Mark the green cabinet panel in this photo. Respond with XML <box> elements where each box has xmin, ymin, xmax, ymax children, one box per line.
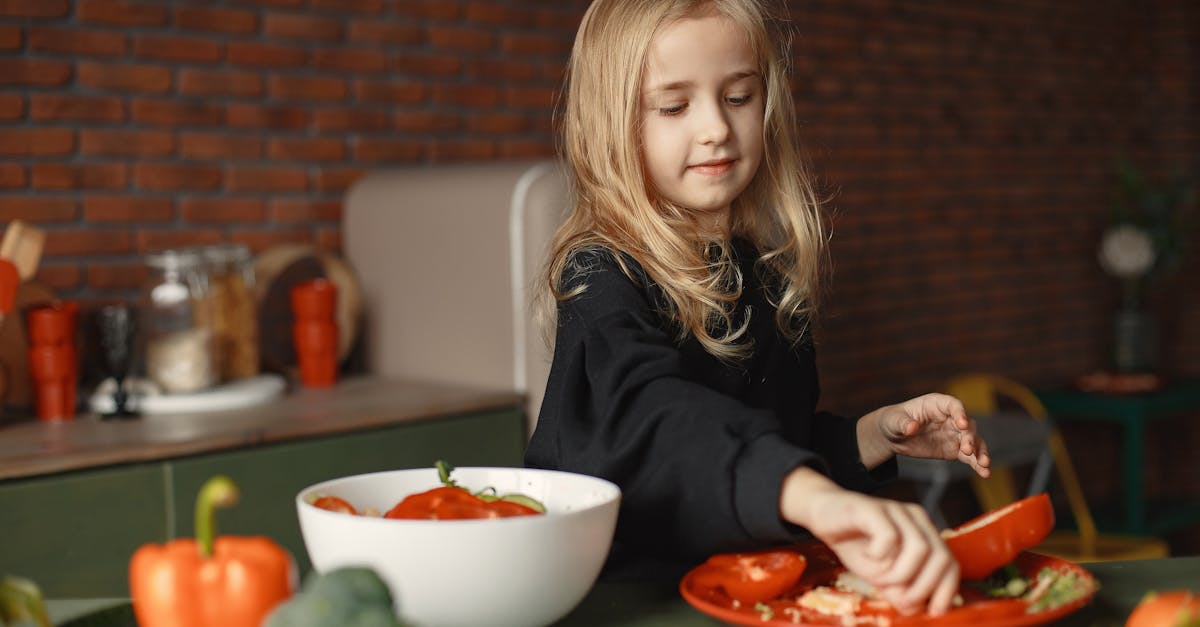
<box><xmin>0</xmin><ymin>464</ymin><xmax>167</xmax><ymax>597</ymax></box>
<box><xmin>168</xmin><ymin>408</ymin><xmax>526</xmax><ymax>577</ymax></box>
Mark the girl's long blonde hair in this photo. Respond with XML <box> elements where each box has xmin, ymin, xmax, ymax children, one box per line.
<box><xmin>544</xmin><ymin>0</ymin><xmax>825</xmax><ymax>360</ymax></box>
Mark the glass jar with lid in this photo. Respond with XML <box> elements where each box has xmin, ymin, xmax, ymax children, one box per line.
<box><xmin>200</xmin><ymin>243</ymin><xmax>259</xmax><ymax>381</ymax></box>
<box><xmin>140</xmin><ymin>249</ymin><xmax>216</xmax><ymax>393</ymax></box>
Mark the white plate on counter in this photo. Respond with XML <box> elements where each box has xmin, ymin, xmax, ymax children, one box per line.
<box><xmin>88</xmin><ymin>374</ymin><xmax>287</xmax><ymax>416</ymax></box>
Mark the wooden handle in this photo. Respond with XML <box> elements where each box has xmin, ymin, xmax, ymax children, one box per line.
<box><xmin>0</xmin><ymin>220</ymin><xmax>46</xmax><ymax>281</ymax></box>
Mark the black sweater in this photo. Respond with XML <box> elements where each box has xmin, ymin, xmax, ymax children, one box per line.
<box><xmin>525</xmin><ymin>241</ymin><xmax>896</xmax><ymax>580</ymax></box>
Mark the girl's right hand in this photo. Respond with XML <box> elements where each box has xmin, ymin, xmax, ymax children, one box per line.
<box><xmin>779</xmin><ymin>466</ymin><xmax>959</xmax><ymax>616</ymax></box>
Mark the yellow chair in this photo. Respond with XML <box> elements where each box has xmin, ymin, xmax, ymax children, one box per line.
<box><xmin>945</xmin><ymin>373</ymin><xmax>1168</xmax><ymax>563</ymax></box>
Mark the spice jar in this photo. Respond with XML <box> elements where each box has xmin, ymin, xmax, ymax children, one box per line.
<box><xmin>140</xmin><ymin>249</ymin><xmax>216</xmax><ymax>394</ymax></box>
<box><xmin>201</xmin><ymin>244</ymin><xmax>259</xmax><ymax>382</ymax></box>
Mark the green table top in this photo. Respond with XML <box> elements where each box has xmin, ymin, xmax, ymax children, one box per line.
<box><xmin>48</xmin><ymin>556</ymin><xmax>1200</xmax><ymax>626</ymax></box>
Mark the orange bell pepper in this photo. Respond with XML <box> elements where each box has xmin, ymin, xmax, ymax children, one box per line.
<box><xmin>129</xmin><ymin>476</ymin><xmax>294</xmax><ymax>627</ymax></box>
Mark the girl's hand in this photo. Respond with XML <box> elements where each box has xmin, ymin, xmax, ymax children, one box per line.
<box><xmin>860</xmin><ymin>393</ymin><xmax>991</xmax><ymax>478</ymax></box>
<box><xmin>780</xmin><ymin>467</ymin><xmax>960</xmax><ymax>616</ymax></box>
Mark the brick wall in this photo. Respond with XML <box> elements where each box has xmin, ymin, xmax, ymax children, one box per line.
<box><xmin>1</xmin><ymin>0</ymin><xmax>1196</xmax><ymax>410</ymax></box>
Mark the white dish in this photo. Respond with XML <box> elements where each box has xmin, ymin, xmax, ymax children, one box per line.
<box><xmin>88</xmin><ymin>374</ymin><xmax>287</xmax><ymax>415</ymax></box>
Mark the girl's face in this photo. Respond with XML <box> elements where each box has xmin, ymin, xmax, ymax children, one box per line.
<box><xmin>640</xmin><ymin>11</ymin><xmax>764</xmax><ymax>230</ymax></box>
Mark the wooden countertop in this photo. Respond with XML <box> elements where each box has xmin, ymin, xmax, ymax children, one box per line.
<box><xmin>0</xmin><ymin>377</ymin><xmax>524</xmax><ymax>482</ymax></box>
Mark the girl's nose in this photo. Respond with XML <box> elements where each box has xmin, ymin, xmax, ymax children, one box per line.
<box><xmin>696</xmin><ymin>102</ymin><xmax>731</xmax><ymax>145</ymax></box>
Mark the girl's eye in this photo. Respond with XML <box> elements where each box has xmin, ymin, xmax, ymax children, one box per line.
<box><xmin>658</xmin><ymin>103</ymin><xmax>687</xmax><ymax>116</ymax></box>
<box><xmin>726</xmin><ymin>94</ymin><xmax>752</xmax><ymax>106</ymax></box>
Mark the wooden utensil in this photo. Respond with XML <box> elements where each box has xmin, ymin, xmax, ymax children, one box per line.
<box><xmin>0</xmin><ymin>220</ymin><xmax>46</xmax><ymax>281</ymax></box>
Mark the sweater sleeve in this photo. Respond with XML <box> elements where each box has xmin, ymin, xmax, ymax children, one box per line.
<box><xmin>527</xmin><ymin>250</ymin><xmax>838</xmax><ymax>564</ymax></box>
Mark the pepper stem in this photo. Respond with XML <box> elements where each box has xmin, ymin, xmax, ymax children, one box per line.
<box><xmin>195</xmin><ymin>475</ymin><xmax>239</xmax><ymax>558</ymax></box>
<box><xmin>435</xmin><ymin>460</ymin><xmax>458</xmax><ymax>487</ymax></box>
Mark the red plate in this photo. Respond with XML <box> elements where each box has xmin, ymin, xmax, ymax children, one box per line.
<box><xmin>680</xmin><ymin>542</ymin><xmax>1096</xmax><ymax>627</ymax></box>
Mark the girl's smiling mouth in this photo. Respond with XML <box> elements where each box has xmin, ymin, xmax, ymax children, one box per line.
<box><xmin>689</xmin><ymin>158</ymin><xmax>736</xmax><ymax>176</ymax></box>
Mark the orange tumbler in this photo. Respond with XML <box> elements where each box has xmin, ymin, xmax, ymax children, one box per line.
<box><xmin>26</xmin><ymin>301</ymin><xmax>79</xmax><ymax>420</ymax></box>
<box><xmin>290</xmin><ymin>279</ymin><xmax>338</xmax><ymax>388</ymax></box>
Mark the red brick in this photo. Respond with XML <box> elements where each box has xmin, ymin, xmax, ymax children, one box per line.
<box><xmin>241</xmin><ymin>0</ymin><xmax>304</xmax><ymax>8</ymax></box>
<box><xmin>427</xmin><ymin>26</ymin><xmax>493</xmax><ymax>52</ymax></box>
<box><xmin>392</xmin><ymin>53</ymin><xmax>461</xmax><ymax>77</ymax></box>
<box><xmin>0</xmin><ymin>128</ymin><xmax>74</xmax><ymax>156</ymax></box>
<box><xmin>86</xmin><ymin>262</ymin><xmax>144</xmax><ymax>290</ymax></box>
<box><xmin>466</xmin><ymin>59</ymin><xmax>538</xmax><ymax>82</ymax></box>
<box><xmin>264</xmin><ymin>13</ymin><xmax>342</xmax><ymax>42</ymax></box>
<box><xmin>468</xmin><ymin>113</ymin><xmax>530</xmax><ymax>134</ymax></box>
<box><xmin>137</xmin><ymin>230</ymin><xmax>224</xmax><ymax>253</ymax></box>
<box><xmin>226</xmin><ymin>166</ymin><xmax>307</xmax><ymax>192</ymax></box>
<box><xmin>312</xmin><ymin>0</ymin><xmax>382</xmax><ymax>13</ymax></box>
<box><xmin>348</xmin><ymin>21</ymin><xmax>420</xmax><ymax>45</ymax></box>
<box><xmin>131</xmin><ymin>99</ymin><xmax>223</xmax><ymax>127</ymax></box>
<box><xmin>37</xmin><ymin>264</ymin><xmax>84</xmax><ymax>291</ymax></box>
<box><xmin>393</xmin><ymin>0</ymin><xmax>462</xmax><ymax>20</ymax></box>
<box><xmin>31</xmin><ymin>94</ymin><xmax>124</xmax><ymax>123</ymax></box>
<box><xmin>504</xmin><ymin>86</ymin><xmax>556</xmax><ymax>109</ymax></box>
<box><xmin>312</xmin><ymin>107</ymin><xmax>390</xmax><ymax>132</ymax></box>
<box><xmin>77</xmin><ymin>0</ymin><xmax>167</xmax><ymax>26</ymax></box>
<box><xmin>31</xmin><ymin>163</ymin><xmax>128</xmax><ymax>190</ymax></box>
<box><xmin>501</xmin><ymin>139</ymin><xmax>555</xmax><ymax>159</ymax></box>
<box><xmin>392</xmin><ymin>110</ymin><xmax>459</xmax><ymax>132</ymax></box>
<box><xmin>179</xmin><ymin>69</ymin><xmax>263</xmax><ymax>98</ymax></box>
<box><xmin>180</xmin><ymin>198</ymin><xmax>267</xmax><ymax>222</ymax></box>
<box><xmin>464</xmin><ymin>3</ymin><xmax>532</xmax><ymax>26</ymax></box>
<box><xmin>0</xmin><ymin>197</ymin><xmax>77</xmax><ymax>222</ymax></box>
<box><xmin>500</xmin><ymin>32</ymin><xmax>570</xmax><ymax>56</ymax></box>
<box><xmin>0</xmin><ymin>93</ymin><xmax>22</xmax><ymax>120</ymax></box>
<box><xmin>433</xmin><ymin>84</ymin><xmax>500</xmax><ymax>108</ymax></box>
<box><xmin>269</xmin><ymin>75</ymin><xmax>346</xmax><ymax>102</ymax></box>
<box><xmin>353</xmin><ymin>80</ymin><xmax>425</xmax><ymax>104</ymax></box>
<box><xmin>269</xmin><ymin>199</ymin><xmax>342</xmax><ymax>223</ymax></box>
<box><xmin>227</xmin><ymin>41</ymin><xmax>307</xmax><ymax>68</ymax></box>
<box><xmin>0</xmin><ymin>0</ymin><xmax>68</xmax><ymax>17</ymax></box>
<box><xmin>231</xmin><ymin>230</ymin><xmax>311</xmax><ymax>253</ymax></box>
<box><xmin>226</xmin><ymin>104</ymin><xmax>307</xmax><ymax>130</ymax></box>
<box><xmin>79</xmin><ymin>61</ymin><xmax>171</xmax><ymax>94</ymax></box>
<box><xmin>314</xmin><ymin>227</ymin><xmax>341</xmax><ymax>253</ymax></box>
<box><xmin>135</xmin><ymin>163</ymin><xmax>223</xmax><ymax>191</ymax></box>
<box><xmin>0</xmin><ymin>25</ymin><xmax>20</xmax><ymax>49</ymax></box>
<box><xmin>429</xmin><ymin>139</ymin><xmax>497</xmax><ymax>161</ymax></box>
<box><xmin>175</xmin><ymin>6</ymin><xmax>258</xmax><ymax>35</ymax></box>
<box><xmin>134</xmin><ymin>34</ymin><xmax>222</xmax><ymax>64</ymax></box>
<box><xmin>534</xmin><ymin>9</ymin><xmax>584</xmax><ymax>31</ymax></box>
<box><xmin>268</xmin><ymin>137</ymin><xmax>345</xmax><ymax>162</ymax></box>
<box><xmin>28</xmin><ymin>26</ymin><xmax>126</xmax><ymax>55</ymax></box>
<box><xmin>48</xmin><ymin>228</ymin><xmax>137</xmax><ymax>254</ymax></box>
<box><xmin>0</xmin><ymin>58</ymin><xmax>71</xmax><ymax>87</ymax></box>
<box><xmin>354</xmin><ymin>138</ymin><xmax>422</xmax><ymax>162</ymax></box>
<box><xmin>313</xmin><ymin>167</ymin><xmax>368</xmax><ymax>192</ymax></box>
<box><xmin>312</xmin><ymin>48</ymin><xmax>388</xmax><ymax>73</ymax></box>
<box><xmin>81</xmin><ymin>129</ymin><xmax>173</xmax><ymax>157</ymax></box>
<box><xmin>0</xmin><ymin>163</ymin><xmax>24</xmax><ymax>188</ymax></box>
<box><xmin>84</xmin><ymin>195</ymin><xmax>174</xmax><ymax>222</ymax></box>
<box><xmin>179</xmin><ymin>132</ymin><xmax>263</xmax><ymax>160</ymax></box>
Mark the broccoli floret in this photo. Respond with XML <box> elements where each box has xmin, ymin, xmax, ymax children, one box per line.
<box><xmin>264</xmin><ymin>567</ymin><xmax>408</xmax><ymax>627</ymax></box>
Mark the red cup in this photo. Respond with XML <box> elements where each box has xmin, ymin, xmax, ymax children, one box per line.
<box><xmin>291</xmin><ymin>280</ymin><xmax>338</xmax><ymax>388</ymax></box>
<box><xmin>26</xmin><ymin>302</ymin><xmax>79</xmax><ymax>420</ymax></box>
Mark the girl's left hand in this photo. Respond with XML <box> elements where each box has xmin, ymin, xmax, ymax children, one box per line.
<box><xmin>876</xmin><ymin>393</ymin><xmax>991</xmax><ymax>478</ymax></box>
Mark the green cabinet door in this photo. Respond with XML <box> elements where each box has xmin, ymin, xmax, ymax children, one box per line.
<box><xmin>0</xmin><ymin>463</ymin><xmax>167</xmax><ymax>597</ymax></box>
<box><xmin>168</xmin><ymin>408</ymin><xmax>526</xmax><ymax>577</ymax></box>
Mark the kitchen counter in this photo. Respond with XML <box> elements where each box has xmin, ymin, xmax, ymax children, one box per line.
<box><xmin>0</xmin><ymin>377</ymin><xmax>528</xmax><ymax>597</ymax></box>
<box><xmin>0</xmin><ymin>376</ymin><xmax>524</xmax><ymax>481</ymax></box>
<box><xmin>45</xmin><ymin>556</ymin><xmax>1200</xmax><ymax>626</ymax></box>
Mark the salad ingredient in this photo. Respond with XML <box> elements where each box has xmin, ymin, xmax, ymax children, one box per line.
<box><xmin>310</xmin><ymin>495</ymin><xmax>358</xmax><ymax>515</ymax></box>
<box><xmin>1024</xmin><ymin>566</ymin><xmax>1096</xmax><ymax>613</ymax></box>
<box><xmin>264</xmin><ymin>566</ymin><xmax>407</xmax><ymax>627</ymax></box>
<box><xmin>942</xmin><ymin>493</ymin><xmax>1055</xmax><ymax>580</ymax></box>
<box><xmin>0</xmin><ymin>575</ymin><xmax>50</xmax><ymax>627</ymax></box>
<box><xmin>690</xmin><ymin>549</ymin><xmax>807</xmax><ymax>604</ymax></box>
<box><xmin>384</xmin><ymin>461</ymin><xmax>545</xmax><ymax>520</ymax></box>
<box><xmin>129</xmin><ymin>476</ymin><xmax>294</xmax><ymax>627</ymax></box>
<box><xmin>1126</xmin><ymin>590</ymin><xmax>1200</xmax><ymax>627</ymax></box>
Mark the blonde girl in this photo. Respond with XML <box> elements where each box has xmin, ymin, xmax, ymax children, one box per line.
<box><xmin>526</xmin><ymin>0</ymin><xmax>990</xmax><ymax>616</ymax></box>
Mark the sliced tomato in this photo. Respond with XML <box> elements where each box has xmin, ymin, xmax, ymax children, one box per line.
<box><xmin>942</xmin><ymin>493</ymin><xmax>1055</xmax><ymax>580</ymax></box>
<box><xmin>1126</xmin><ymin>590</ymin><xmax>1200</xmax><ymax>627</ymax></box>
<box><xmin>311</xmin><ymin>495</ymin><xmax>358</xmax><ymax>515</ymax></box>
<box><xmin>690</xmin><ymin>549</ymin><xmax>807</xmax><ymax>604</ymax></box>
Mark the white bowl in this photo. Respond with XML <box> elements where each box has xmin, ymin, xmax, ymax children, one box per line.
<box><xmin>296</xmin><ymin>467</ymin><xmax>621</xmax><ymax>627</ymax></box>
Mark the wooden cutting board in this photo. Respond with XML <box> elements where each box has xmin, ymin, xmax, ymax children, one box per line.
<box><xmin>255</xmin><ymin>244</ymin><xmax>363</xmax><ymax>375</ymax></box>
<box><xmin>0</xmin><ymin>281</ymin><xmax>57</xmax><ymax>411</ymax></box>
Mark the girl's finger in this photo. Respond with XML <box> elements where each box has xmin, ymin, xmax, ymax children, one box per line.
<box><xmin>873</xmin><ymin>503</ymin><xmax>929</xmax><ymax>587</ymax></box>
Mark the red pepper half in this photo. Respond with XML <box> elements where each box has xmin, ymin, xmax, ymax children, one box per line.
<box><xmin>942</xmin><ymin>493</ymin><xmax>1055</xmax><ymax>580</ymax></box>
<box><xmin>310</xmin><ymin>495</ymin><xmax>358</xmax><ymax>515</ymax></box>
<box><xmin>383</xmin><ymin>461</ymin><xmax>544</xmax><ymax>520</ymax></box>
<box><xmin>690</xmin><ymin>549</ymin><xmax>808</xmax><ymax>604</ymax></box>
